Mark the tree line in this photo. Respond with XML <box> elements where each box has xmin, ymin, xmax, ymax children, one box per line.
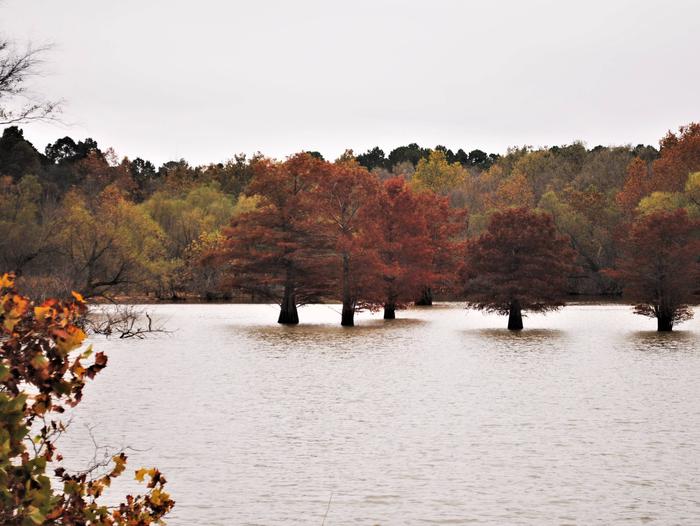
<box><xmin>0</xmin><ymin>124</ymin><xmax>698</xmax><ymax>331</ymax></box>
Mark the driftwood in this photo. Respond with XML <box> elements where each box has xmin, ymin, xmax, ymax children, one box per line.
<box><xmin>84</xmin><ymin>305</ymin><xmax>169</xmax><ymax>339</ymax></box>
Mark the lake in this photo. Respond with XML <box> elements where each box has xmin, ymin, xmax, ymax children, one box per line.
<box><xmin>60</xmin><ymin>303</ymin><xmax>700</xmax><ymax>525</ymax></box>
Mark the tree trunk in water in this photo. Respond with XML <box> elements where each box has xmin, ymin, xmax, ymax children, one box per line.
<box><xmin>277</xmin><ymin>282</ymin><xmax>299</xmax><ymax>324</ymax></box>
<box><xmin>341</xmin><ymin>303</ymin><xmax>355</xmax><ymax>326</ymax></box>
<box><xmin>415</xmin><ymin>286</ymin><xmax>433</xmax><ymax>306</ymax></box>
<box><xmin>384</xmin><ymin>302</ymin><xmax>396</xmax><ymax>320</ymax></box>
<box><xmin>657</xmin><ymin>309</ymin><xmax>673</xmax><ymax>332</ymax></box>
<box><xmin>507</xmin><ymin>300</ymin><xmax>523</xmax><ymax>331</ymax></box>
<box><xmin>341</xmin><ymin>253</ymin><xmax>354</xmax><ymax>327</ymax></box>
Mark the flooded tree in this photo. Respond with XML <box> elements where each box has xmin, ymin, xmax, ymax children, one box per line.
<box><xmin>220</xmin><ymin>153</ymin><xmax>331</xmax><ymax>324</ymax></box>
<box><xmin>610</xmin><ymin>209</ymin><xmax>700</xmax><ymax>331</ymax></box>
<box><xmin>412</xmin><ymin>189</ymin><xmax>468</xmax><ymax>307</ymax></box>
<box><xmin>463</xmin><ymin>207</ymin><xmax>576</xmax><ymax>330</ymax></box>
<box><xmin>314</xmin><ymin>156</ymin><xmax>385</xmax><ymax>326</ymax></box>
<box><xmin>378</xmin><ymin>177</ymin><xmax>433</xmax><ymax>319</ymax></box>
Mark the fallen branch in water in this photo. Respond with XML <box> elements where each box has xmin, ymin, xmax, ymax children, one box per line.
<box><xmin>84</xmin><ymin>305</ymin><xmax>170</xmax><ymax>339</ymax></box>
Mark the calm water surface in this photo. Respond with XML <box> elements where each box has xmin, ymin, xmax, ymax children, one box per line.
<box><xmin>61</xmin><ymin>303</ymin><xmax>700</xmax><ymax>525</ymax></box>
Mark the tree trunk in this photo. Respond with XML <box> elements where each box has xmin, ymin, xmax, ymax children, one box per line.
<box><xmin>507</xmin><ymin>300</ymin><xmax>523</xmax><ymax>331</ymax></box>
<box><xmin>341</xmin><ymin>303</ymin><xmax>355</xmax><ymax>326</ymax></box>
<box><xmin>383</xmin><ymin>302</ymin><xmax>396</xmax><ymax>320</ymax></box>
<box><xmin>278</xmin><ymin>281</ymin><xmax>299</xmax><ymax>325</ymax></box>
<box><xmin>341</xmin><ymin>253</ymin><xmax>354</xmax><ymax>327</ymax></box>
<box><xmin>657</xmin><ymin>309</ymin><xmax>674</xmax><ymax>332</ymax></box>
<box><xmin>415</xmin><ymin>286</ymin><xmax>433</xmax><ymax>306</ymax></box>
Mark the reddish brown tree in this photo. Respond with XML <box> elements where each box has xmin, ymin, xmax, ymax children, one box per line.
<box><xmin>413</xmin><ymin>190</ymin><xmax>468</xmax><ymax>306</ymax></box>
<box><xmin>653</xmin><ymin>123</ymin><xmax>700</xmax><ymax>193</ymax></box>
<box><xmin>378</xmin><ymin>177</ymin><xmax>433</xmax><ymax>319</ymax></box>
<box><xmin>463</xmin><ymin>207</ymin><xmax>576</xmax><ymax>330</ymax></box>
<box><xmin>219</xmin><ymin>153</ymin><xmax>331</xmax><ymax>324</ymax></box>
<box><xmin>609</xmin><ymin>209</ymin><xmax>700</xmax><ymax>331</ymax></box>
<box><xmin>617</xmin><ymin>123</ymin><xmax>700</xmax><ymax>210</ymax></box>
<box><xmin>314</xmin><ymin>159</ymin><xmax>386</xmax><ymax>326</ymax></box>
<box><xmin>617</xmin><ymin>157</ymin><xmax>653</xmax><ymax>212</ymax></box>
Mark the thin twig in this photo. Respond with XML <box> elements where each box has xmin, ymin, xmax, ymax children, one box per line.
<box><xmin>321</xmin><ymin>491</ymin><xmax>333</xmax><ymax>526</ymax></box>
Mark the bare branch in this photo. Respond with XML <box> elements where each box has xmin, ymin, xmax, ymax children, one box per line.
<box><xmin>83</xmin><ymin>305</ymin><xmax>170</xmax><ymax>339</ymax></box>
<box><xmin>0</xmin><ymin>37</ymin><xmax>61</xmax><ymax>124</ymax></box>
<box><xmin>69</xmin><ymin>424</ymin><xmax>151</xmax><ymax>481</ymax></box>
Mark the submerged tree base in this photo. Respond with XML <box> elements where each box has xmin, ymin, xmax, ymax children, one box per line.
<box><xmin>277</xmin><ymin>307</ymin><xmax>299</xmax><ymax>325</ymax></box>
<box><xmin>415</xmin><ymin>287</ymin><xmax>433</xmax><ymax>306</ymax></box>
<box><xmin>384</xmin><ymin>303</ymin><xmax>396</xmax><ymax>320</ymax></box>
<box><xmin>507</xmin><ymin>301</ymin><xmax>523</xmax><ymax>331</ymax></box>
<box><xmin>341</xmin><ymin>304</ymin><xmax>355</xmax><ymax>327</ymax></box>
<box><xmin>278</xmin><ymin>286</ymin><xmax>300</xmax><ymax>324</ymax></box>
<box><xmin>657</xmin><ymin>315</ymin><xmax>674</xmax><ymax>332</ymax></box>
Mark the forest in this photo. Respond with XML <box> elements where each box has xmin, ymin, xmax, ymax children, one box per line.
<box><xmin>0</xmin><ymin>123</ymin><xmax>700</xmax><ymax>324</ymax></box>
<box><xmin>0</xmin><ymin>124</ymin><xmax>698</xmax><ymax>299</ymax></box>
<box><xmin>0</xmin><ymin>122</ymin><xmax>699</xmax><ymax>330</ymax></box>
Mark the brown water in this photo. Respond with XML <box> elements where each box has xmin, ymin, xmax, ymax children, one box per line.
<box><xmin>61</xmin><ymin>303</ymin><xmax>700</xmax><ymax>525</ymax></box>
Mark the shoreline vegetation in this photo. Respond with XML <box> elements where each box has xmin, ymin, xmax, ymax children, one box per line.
<box><xmin>90</xmin><ymin>294</ymin><xmax>642</xmax><ymax>306</ymax></box>
<box><xmin>1</xmin><ymin>32</ymin><xmax>699</xmax><ymax>332</ymax></box>
<box><xmin>2</xmin><ymin>124</ymin><xmax>699</xmax><ymax>331</ymax></box>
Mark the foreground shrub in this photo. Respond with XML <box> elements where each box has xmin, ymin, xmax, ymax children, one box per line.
<box><xmin>0</xmin><ymin>273</ymin><xmax>174</xmax><ymax>524</ymax></box>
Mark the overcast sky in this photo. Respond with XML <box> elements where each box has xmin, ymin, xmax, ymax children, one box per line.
<box><xmin>1</xmin><ymin>0</ymin><xmax>699</xmax><ymax>165</ymax></box>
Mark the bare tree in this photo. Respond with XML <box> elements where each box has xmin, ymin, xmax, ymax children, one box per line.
<box><xmin>0</xmin><ymin>37</ymin><xmax>61</xmax><ymax>124</ymax></box>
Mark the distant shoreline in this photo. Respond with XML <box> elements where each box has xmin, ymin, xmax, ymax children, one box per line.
<box><xmin>90</xmin><ymin>294</ymin><xmax>639</xmax><ymax>306</ymax></box>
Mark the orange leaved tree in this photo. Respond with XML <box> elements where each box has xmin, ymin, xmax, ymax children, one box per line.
<box><xmin>609</xmin><ymin>209</ymin><xmax>700</xmax><ymax>331</ymax></box>
<box><xmin>220</xmin><ymin>153</ymin><xmax>332</xmax><ymax>324</ymax></box>
<box><xmin>0</xmin><ymin>273</ymin><xmax>174</xmax><ymax>524</ymax></box>
<box><xmin>412</xmin><ymin>189</ymin><xmax>468</xmax><ymax>306</ymax></box>
<box><xmin>463</xmin><ymin>208</ymin><xmax>576</xmax><ymax>330</ymax></box>
<box><xmin>617</xmin><ymin>123</ymin><xmax>700</xmax><ymax>211</ymax></box>
<box><xmin>378</xmin><ymin>177</ymin><xmax>433</xmax><ymax>319</ymax></box>
<box><xmin>653</xmin><ymin>123</ymin><xmax>700</xmax><ymax>193</ymax></box>
<box><xmin>314</xmin><ymin>159</ymin><xmax>386</xmax><ymax>326</ymax></box>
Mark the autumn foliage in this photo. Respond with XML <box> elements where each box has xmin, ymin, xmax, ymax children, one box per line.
<box><xmin>218</xmin><ymin>153</ymin><xmax>332</xmax><ymax>323</ymax></box>
<box><xmin>463</xmin><ymin>208</ymin><xmax>577</xmax><ymax>330</ymax></box>
<box><xmin>618</xmin><ymin>123</ymin><xmax>700</xmax><ymax>211</ymax></box>
<box><xmin>0</xmin><ymin>273</ymin><xmax>174</xmax><ymax>524</ymax></box>
<box><xmin>617</xmin><ymin>157</ymin><xmax>652</xmax><ymax>213</ymax></box>
<box><xmin>609</xmin><ymin>210</ymin><xmax>700</xmax><ymax>331</ymax></box>
<box><xmin>378</xmin><ymin>177</ymin><xmax>432</xmax><ymax>318</ymax></box>
<box><xmin>313</xmin><ymin>158</ymin><xmax>386</xmax><ymax>326</ymax></box>
<box><xmin>653</xmin><ymin>123</ymin><xmax>700</xmax><ymax>193</ymax></box>
<box><xmin>214</xmin><ymin>155</ymin><xmax>468</xmax><ymax>326</ymax></box>
<box><xmin>2</xmin><ymin>118</ymin><xmax>700</xmax><ymax>328</ymax></box>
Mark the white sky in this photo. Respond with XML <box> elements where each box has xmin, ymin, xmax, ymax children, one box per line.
<box><xmin>1</xmin><ymin>0</ymin><xmax>699</xmax><ymax>165</ymax></box>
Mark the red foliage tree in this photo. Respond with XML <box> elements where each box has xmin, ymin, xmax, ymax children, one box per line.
<box><xmin>463</xmin><ymin>207</ymin><xmax>576</xmax><ymax>330</ymax></box>
<box><xmin>314</xmin><ymin>159</ymin><xmax>386</xmax><ymax>326</ymax></box>
<box><xmin>617</xmin><ymin>157</ymin><xmax>653</xmax><ymax>212</ymax></box>
<box><xmin>653</xmin><ymin>123</ymin><xmax>700</xmax><ymax>192</ymax></box>
<box><xmin>378</xmin><ymin>177</ymin><xmax>433</xmax><ymax>319</ymax></box>
<box><xmin>413</xmin><ymin>190</ymin><xmax>468</xmax><ymax>306</ymax></box>
<box><xmin>219</xmin><ymin>153</ymin><xmax>332</xmax><ymax>324</ymax></box>
<box><xmin>617</xmin><ymin>123</ymin><xmax>700</xmax><ymax>210</ymax></box>
<box><xmin>609</xmin><ymin>209</ymin><xmax>700</xmax><ymax>331</ymax></box>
